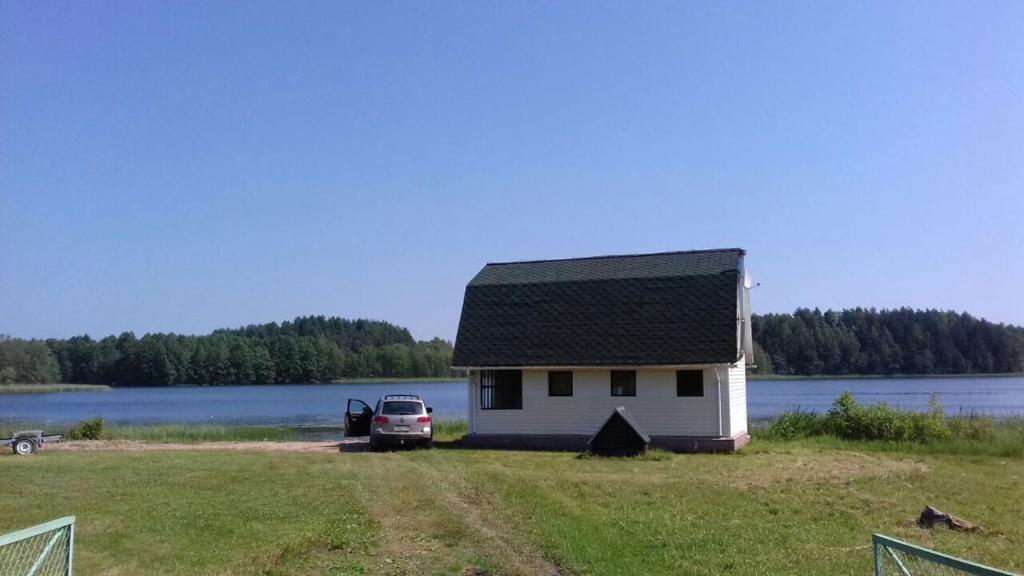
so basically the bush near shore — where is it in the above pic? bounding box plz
[761,391,1024,457]
[66,416,105,440]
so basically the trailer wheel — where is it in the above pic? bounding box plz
[13,438,36,455]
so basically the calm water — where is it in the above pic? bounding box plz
[747,376,1024,419]
[2,377,1023,427]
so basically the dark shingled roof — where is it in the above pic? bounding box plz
[452,248,745,367]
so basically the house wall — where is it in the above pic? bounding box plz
[723,357,748,436]
[468,366,745,438]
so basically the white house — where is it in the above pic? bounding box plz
[451,248,753,452]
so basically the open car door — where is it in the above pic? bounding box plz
[345,398,373,437]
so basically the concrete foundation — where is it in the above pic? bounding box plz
[460,432,750,453]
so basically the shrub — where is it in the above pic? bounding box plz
[947,416,995,441]
[763,392,997,444]
[68,416,104,440]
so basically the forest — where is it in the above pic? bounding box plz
[0,316,456,386]
[2,309,1023,386]
[752,308,1024,376]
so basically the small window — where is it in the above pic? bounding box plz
[480,370,522,410]
[548,371,573,396]
[610,370,636,397]
[676,370,704,397]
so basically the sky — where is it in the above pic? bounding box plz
[2,1,1023,342]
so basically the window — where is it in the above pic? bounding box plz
[676,369,704,397]
[610,370,636,397]
[381,401,425,415]
[480,370,522,410]
[548,371,573,396]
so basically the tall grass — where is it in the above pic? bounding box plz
[105,421,466,443]
[74,421,468,443]
[433,420,468,442]
[103,424,301,443]
[759,391,1024,457]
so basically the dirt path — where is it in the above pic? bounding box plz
[46,439,367,453]
[356,454,565,576]
[423,461,565,576]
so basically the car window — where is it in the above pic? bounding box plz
[381,401,424,415]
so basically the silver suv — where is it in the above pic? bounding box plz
[345,394,433,450]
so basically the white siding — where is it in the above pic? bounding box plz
[469,367,730,437]
[723,358,748,436]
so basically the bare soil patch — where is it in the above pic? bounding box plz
[46,439,365,453]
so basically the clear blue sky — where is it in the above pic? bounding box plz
[2,2,1023,341]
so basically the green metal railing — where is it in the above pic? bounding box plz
[874,534,1018,576]
[0,517,75,576]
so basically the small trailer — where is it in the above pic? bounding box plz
[2,430,63,455]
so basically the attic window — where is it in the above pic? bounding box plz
[676,370,704,397]
[480,370,522,410]
[548,371,573,397]
[610,370,636,397]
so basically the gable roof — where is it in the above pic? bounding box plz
[590,406,652,445]
[452,248,745,367]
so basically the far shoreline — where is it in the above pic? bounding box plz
[0,384,112,395]
[747,372,1024,381]
[0,377,466,393]
[330,376,465,384]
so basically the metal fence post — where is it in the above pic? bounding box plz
[66,521,74,576]
[873,534,884,576]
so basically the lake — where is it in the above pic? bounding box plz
[2,376,1023,428]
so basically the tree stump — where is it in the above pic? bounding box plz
[918,505,978,532]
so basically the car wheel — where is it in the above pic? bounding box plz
[422,438,433,449]
[13,438,36,456]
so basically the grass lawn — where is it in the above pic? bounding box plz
[1,439,1022,575]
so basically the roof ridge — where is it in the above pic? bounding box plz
[484,247,744,267]
[468,270,739,289]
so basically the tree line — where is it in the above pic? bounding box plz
[3,309,1023,385]
[0,316,457,386]
[752,308,1024,376]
